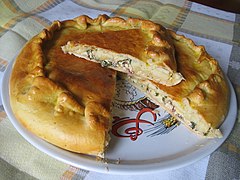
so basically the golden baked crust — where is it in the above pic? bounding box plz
[61,15,183,86]
[10,19,116,156]
[124,30,230,138]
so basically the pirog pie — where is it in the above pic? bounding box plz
[9,15,229,158]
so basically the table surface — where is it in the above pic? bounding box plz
[0,0,239,180]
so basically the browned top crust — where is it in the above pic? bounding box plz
[72,14,175,61]
[61,15,184,86]
[10,17,116,156]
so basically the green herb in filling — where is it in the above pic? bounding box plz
[101,60,112,67]
[86,49,95,60]
[117,58,132,67]
[189,121,196,129]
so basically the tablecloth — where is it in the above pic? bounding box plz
[0,0,239,179]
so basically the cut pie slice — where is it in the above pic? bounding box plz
[61,15,183,86]
[123,30,230,138]
[10,17,116,156]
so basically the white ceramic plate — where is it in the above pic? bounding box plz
[1,60,237,175]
